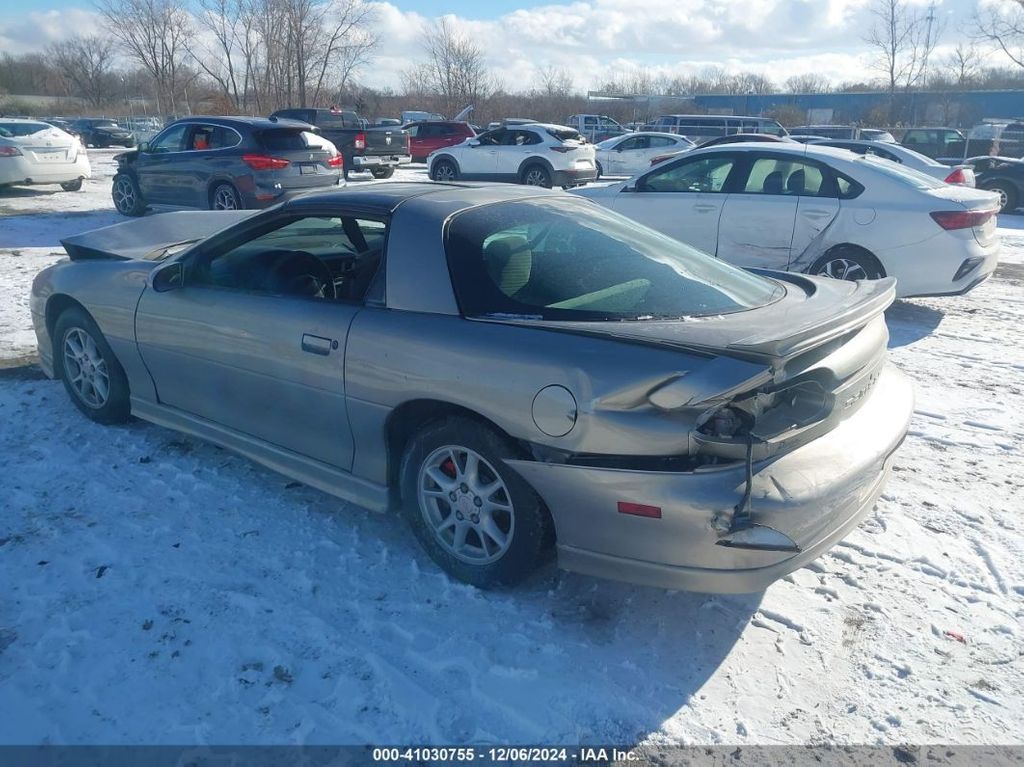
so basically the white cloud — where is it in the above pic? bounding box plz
[0,0,991,95]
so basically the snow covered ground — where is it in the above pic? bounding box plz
[1,149,1022,747]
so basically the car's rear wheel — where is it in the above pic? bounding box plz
[210,183,241,211]
[54,307,131,424]
[400,417,553,588]
[984,182,1017,214]
[521,164,552,188]
[809,247,883,282]
[431,159,458,182]
[111,173,146,216]
[61,179,83,192]
[370,167,395,179]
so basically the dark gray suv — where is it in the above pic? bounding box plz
[111,116,344,216]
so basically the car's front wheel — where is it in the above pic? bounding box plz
[210,183,241,210]
[111,173,146,216]
[809,247,883,282]
[54,307,131,424]
[984,182,1017,214]
[431,159,458,182]
[61,179,83,192]
[400,417,553,588]
[521,164,552,187]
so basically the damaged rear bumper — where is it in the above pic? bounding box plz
[508,364,913,593]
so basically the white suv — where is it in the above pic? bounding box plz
[428,123,596,188]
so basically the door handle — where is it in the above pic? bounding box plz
[802,209,833,220]
[694,204,717,212]
[301,333,335,356]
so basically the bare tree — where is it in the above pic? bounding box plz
[785,73,832,94]
[47,35,116,107]
[95,0,192,113]
[944,42,985,88]
[535,65,573,98]
[974,0,1024,69]
[421,17,493,117]
[863,0,943,119]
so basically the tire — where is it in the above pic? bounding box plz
[370,166,395,179]
[521,164,552,188]
[984,182,1018,214]
[61,179,83,192]
[431,159,458,182]
[809,247,883,282]
[54,307,131,425]
[111,173,146,217]
[210,182,242,211]
[400,417,554,588]
[595,160,603,180]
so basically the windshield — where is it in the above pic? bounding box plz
[0,122,50,137]
[445,197,784,321]
[859,155,945,189]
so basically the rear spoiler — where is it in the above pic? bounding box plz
[61,210,256,261]
[729,274,896,358]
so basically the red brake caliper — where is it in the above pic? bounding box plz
[440,458,457,478]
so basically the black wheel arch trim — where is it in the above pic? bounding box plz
[517,156,555,178]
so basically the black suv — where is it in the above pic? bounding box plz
[70,118,136,148]
[111,116,344,216]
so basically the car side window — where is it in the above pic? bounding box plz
[648,136,676,148]
[149,124,189,153]
[192,215,388,303]
[638,155,735,193]
[477,129,505,146]
[742,157,829,197]
[617,136,646,151]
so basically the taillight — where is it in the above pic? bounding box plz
[944,167,967,185]
[328,154,343,169]
[549,145,574,153]
[650,154,673,165]
[0,146,23,157]
[930,209,995,230]
[242,154,289,171]
[354,133,366,150]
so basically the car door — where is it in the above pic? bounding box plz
[134,211,384,469]
[606,135,645,175]
[459,128,503,176]
[788,161,841,264]
[633,135,680,173]
[716,154,802,269]
[609,152,740,255]
[496,129,542,178]
[136,123,191,204]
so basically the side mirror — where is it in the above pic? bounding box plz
[468,139,481,147]
[152,262,183,292]
[137,141,150,153]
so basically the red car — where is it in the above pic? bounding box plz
[404,121,476,163]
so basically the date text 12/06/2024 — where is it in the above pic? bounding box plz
[371,747,640,763]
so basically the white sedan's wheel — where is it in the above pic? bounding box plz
[818,257,869,281]
[810,249,881,282]
[418,445,515,565]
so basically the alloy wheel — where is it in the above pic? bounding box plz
[817,257,869,281]
[434,162,456,181]
[523,168,549,187]
[213,187,238,210]
[417,445,515,564]
[62,327,110,409]
[113,178,136,212]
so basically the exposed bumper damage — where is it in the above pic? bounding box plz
[508,364,913,594]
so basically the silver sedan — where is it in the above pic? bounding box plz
[31,184,913,592]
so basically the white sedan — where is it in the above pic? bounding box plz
[574,143,1000,298]
[594,131,694,178]
[808,138,976,186]
[0,118,91,191]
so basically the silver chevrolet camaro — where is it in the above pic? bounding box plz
[30,183,914,592]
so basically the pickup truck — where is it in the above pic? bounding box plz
[269,108,411,179]
[564,114,629,142]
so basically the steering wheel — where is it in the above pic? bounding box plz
[262,251,336,300]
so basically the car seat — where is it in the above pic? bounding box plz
[786,169,806,195]
[762,170,784,194]
[483,235,532,297]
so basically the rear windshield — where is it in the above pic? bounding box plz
[445,197,784,321]
[859,155,945,189]
[0,122,50,137]
[546,127,583,142]
[259,128,322,151]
